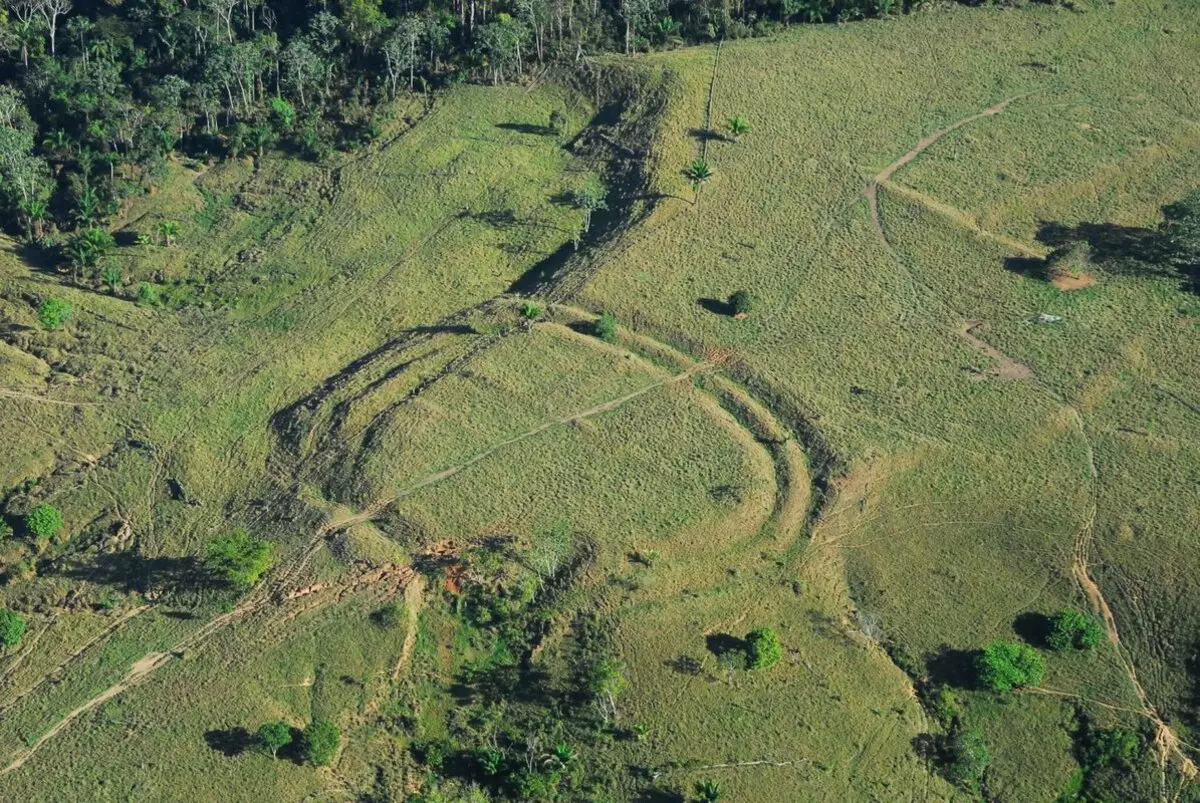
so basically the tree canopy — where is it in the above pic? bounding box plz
[976,639,1045,692]
[204,529,275,588]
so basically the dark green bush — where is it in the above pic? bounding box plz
[746,627,783,670]
[1047,609,1103,651]
[302,718,340,766]
[521,301,543,320]
[944,726,990,792]
[729,289,757,316]
[976,639,1046,691]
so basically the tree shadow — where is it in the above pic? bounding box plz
[664,655,704,676]
[1002,256,1048,281]
[925,645,980,689]
[1034,219,1195,288]
[457,208,520,229]
[705,633,746,658]
[1013,611,1053,648]
[51,550,203,594]
[686,127,732,145]
[697,297,733,317]
[204,727,253,757]
[495,122,554,136]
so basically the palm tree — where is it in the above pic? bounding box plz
[694,779,722,802]
[726,115,751,142]
[158,220,180,247]
[543,742,578,770]
[686,158,713,206]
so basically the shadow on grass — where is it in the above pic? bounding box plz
[1013,611,1053,648]
[705,633,746,658]
[925,645,980,690]
[495,122,555,136]
[686,127,733,145]
[697,297,733,317]
[204,727,254,757]
[1002,256,1047,281]
[51,551,204,594]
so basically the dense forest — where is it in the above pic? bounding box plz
[0,0,1052,257]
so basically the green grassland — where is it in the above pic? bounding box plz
[0,0,1198,800]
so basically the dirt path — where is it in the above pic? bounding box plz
[865,96,1023,247]
[391,575,424,683]
[0,651,171,776]
[956,321,1033,381]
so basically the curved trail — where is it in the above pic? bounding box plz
[865,95,1022,245]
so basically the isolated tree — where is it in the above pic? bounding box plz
[746,627,783,669]
[520,301,543,320]
[1044,241,1092,283]
[726,115,751,141]
[0,610,26,649]
[1047,609,1103,651]
[593,311,617,343]
[729,289,756,317]
[976,639,1045,692]
[257,721,293,758]
[26,504,63,539]
[572,178,607,235]
[589,656,628,723]
[548,109,567,136]
[694,779,722,802]
[37,297,72,329]
[204,529,274,588]
[302,718,340,766]
[1160,191,1200,278]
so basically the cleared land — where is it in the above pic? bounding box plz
[0,1,1198,800]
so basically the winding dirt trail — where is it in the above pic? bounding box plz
[865,96,1022,246]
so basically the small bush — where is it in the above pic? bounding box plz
[1047,609,1104,651]
[0,610,27,649]
[302,718,340,766]
[1083,726,1141,770]
[921,684,962,728]
[25,504,63,540]
[520,301,543,320]
[729,289,757,316]
[594,312,617,343]
[37,298,73,329]
[746,627,783,670]
[976,639,1046,691]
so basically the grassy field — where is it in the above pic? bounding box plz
[0,0,1198,800]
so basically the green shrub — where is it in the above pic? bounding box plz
[1044,241,1092,281]
[0,610,27,649]
[729,289,757,316]
[746,627,783,670]
[521,301,544,320]
[594,312,617,343]
[944,726,990,791]
[204,529,274,588]
[1083,726,1141,770]
[25,504,63,540]
[976,639,1046,691]
[302,718,340,766]
[922,684,961,727]
[1047,609,1104,651]
[37,298,73,329]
